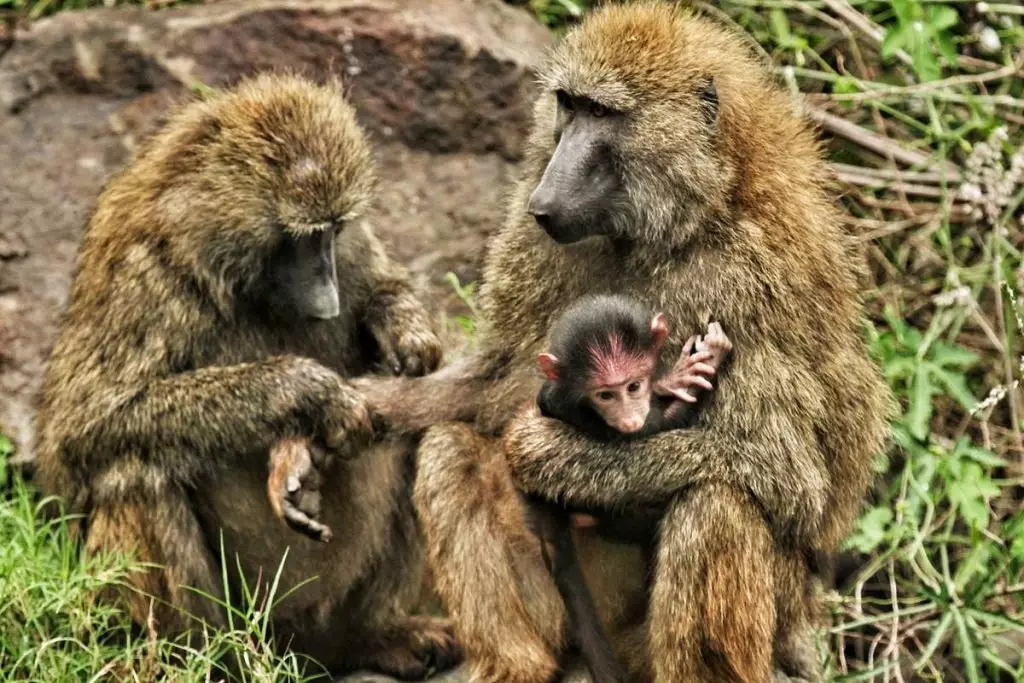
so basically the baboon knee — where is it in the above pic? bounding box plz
[413,424,564,683]
[651,486,775,683]
[85,501,223,634]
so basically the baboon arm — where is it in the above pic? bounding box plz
[503,404,829,542]
[353,349,514,433]
[339,223,442,375]
[66,356,348,478]
[503,404,710,505]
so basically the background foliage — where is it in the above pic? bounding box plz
[1,0,1023,680]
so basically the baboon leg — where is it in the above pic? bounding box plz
[414,423,567,683]
[341,614,463,680]
[86,496,225,635]
[318,442,463,680]
[648,484,775,683]
[773,552,823,683]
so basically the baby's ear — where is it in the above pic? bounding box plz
[538,353,561,381]
[650,312,669,349]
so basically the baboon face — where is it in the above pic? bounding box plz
[266,222,341,320]
[173,75,376,321]
[530,3,729,246]
[527,91,627,244]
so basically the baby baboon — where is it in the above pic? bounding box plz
[33,72,459,677]
[361,3,889,683]
[536,294,730,439]
[530,293,732,683]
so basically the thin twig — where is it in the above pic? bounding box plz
[834,171,957,198]
[806,106,962,178]
[820,0,913,67]
[827,56,1023,103]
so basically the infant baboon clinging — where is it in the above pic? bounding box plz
[360,3,889,682]
[530,293,732,683]
[536,294,731,439]
[33,72,459,677]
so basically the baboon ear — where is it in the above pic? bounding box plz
[650,313,669,349]
[699,77,719,127]
[538,353,561,381]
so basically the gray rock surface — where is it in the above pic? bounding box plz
[0,0,553,459]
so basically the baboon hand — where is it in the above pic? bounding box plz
[364,616,463,680]
[654,323,731,403]
[503,402,565,482]
[377,323,443,377]
[699,321,733,361]
[320,381,374,459]
[268,437,333,542]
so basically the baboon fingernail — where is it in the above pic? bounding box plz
[287,476,300,492]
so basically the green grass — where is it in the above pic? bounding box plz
[2,0,1024,680]
[0,450,329,682]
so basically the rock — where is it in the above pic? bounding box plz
[0,0,552,457]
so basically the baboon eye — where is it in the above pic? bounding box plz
[590,102,609,118]
[556,90,574,112]
[627,381,641,394]
[597,390,615,401]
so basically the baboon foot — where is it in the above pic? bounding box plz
[360,616,463,681]
[267,436,332,542]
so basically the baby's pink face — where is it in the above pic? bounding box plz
[587,375,652,433]
[585,346,656,433]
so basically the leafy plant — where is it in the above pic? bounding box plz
[880,0,960,82]
[441,271,480,347]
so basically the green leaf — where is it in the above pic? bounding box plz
[846,507,893,553]
[947,463,996,530]
[913,36,941,81]
[930,343,979,368]
[951,606,982,683]
[881,26,908,60]
[890,0,914,25]
[769,8,791,42]
[908,367,935,441]
[936,33,959,64]
[965,608,1024,634]
[0,433,12,458]
[954,542,992,591]
[914,611,953,671]
[930,367,978,412]
[927,5,960,32]
[953,438,1007,468]
[832,77,864,95]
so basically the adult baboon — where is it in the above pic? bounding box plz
[358,3,889,682]
[34,72,458,677]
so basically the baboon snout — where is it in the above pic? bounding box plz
[527,188,557,234]
[307,283,341,319]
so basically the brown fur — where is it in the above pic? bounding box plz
[33,72,459,677]
[365,3,890,682]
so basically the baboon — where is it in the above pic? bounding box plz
[33,72,460,677]
[357,3,889,682]
[536,294,731,438]
[530,293,732,683]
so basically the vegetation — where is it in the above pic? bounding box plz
[2,0,1023,680]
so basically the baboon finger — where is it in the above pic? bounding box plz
[681,335,698,356]
[292,486,322,520]
[685,362,717,378]
[681,375,715,392]
[401,351,424,378]
[281,503,333,543]
[683,350,715,368]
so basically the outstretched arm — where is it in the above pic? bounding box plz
[351,347,518,433]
